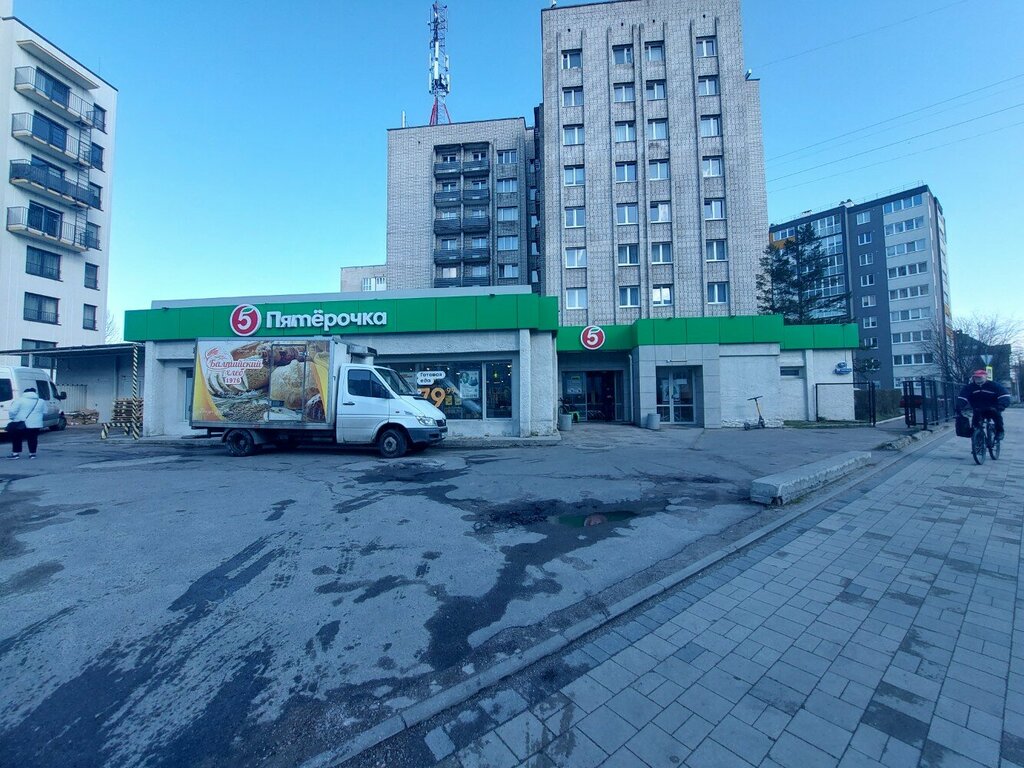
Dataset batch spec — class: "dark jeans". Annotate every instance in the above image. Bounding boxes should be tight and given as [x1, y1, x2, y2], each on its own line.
[971, 409, 1004, 437]
[11, 428, 39, 454]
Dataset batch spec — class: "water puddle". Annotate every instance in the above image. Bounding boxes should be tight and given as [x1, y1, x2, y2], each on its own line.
[554, 511, 637, 528]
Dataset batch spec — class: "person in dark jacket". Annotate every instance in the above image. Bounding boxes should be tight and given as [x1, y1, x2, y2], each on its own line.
[956, 370, 1011, 439]
[7, 386, 46, 459]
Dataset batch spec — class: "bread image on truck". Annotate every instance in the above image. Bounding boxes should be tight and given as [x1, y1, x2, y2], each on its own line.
[191, 337, 447, 458]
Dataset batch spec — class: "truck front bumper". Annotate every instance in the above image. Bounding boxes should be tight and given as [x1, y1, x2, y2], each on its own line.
[406, 427, 447, 446]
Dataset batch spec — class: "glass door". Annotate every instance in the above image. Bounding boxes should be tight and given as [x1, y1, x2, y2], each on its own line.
[656, 367, 695, 424]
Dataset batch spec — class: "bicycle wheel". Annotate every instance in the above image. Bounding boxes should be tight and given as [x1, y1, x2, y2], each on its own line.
[989, 424, 1001, 461]
[972, 428, 986, 465]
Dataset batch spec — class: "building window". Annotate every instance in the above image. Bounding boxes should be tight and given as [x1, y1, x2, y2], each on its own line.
[707, 282, 729, 304]
[888, 262, 928, 278]
[440, 237, 458, 250]
[893, 354, 934, 367]
[82, 304, 97, 330]
[862, 295, 876, 308]
[885, 239, 926, 258]
[469, 265, 488, 278]
[699, 115, 721, 137]
[645, 80, 666, 100]
[496, 178, 517, 193]
[862, 337, 878, 349]
[468, 149, 486, 161]
[882, 193, 923, 214]
[615, 121, 637, 142]
[706, 240, 728, 261]
[860, 275, 875, 287]
[499, 264, 519, 279]
[649, 201, 671, 222]
[361, 276, 386, 291]
[471, 236, 487, 248]
[652, 285, 673, 306]
[439, 180, 458, 192]
[645, 42, 665, 62]
[703, 198, 725, 220]
[647, 119, 669, 140]
[439, 210, 458, 220]
[889, 285, 929, 300]
[497, 206, 519, 222]
[565, 288, 588, 310]
[564, 165, 585, 186]
[562, 50, 582, 69]
[20, 339, 56, 368]
[24, 292, 58, 324]
[468, 178, 487, 189]
[891, 308, 931, 322]
[617, 244, 639, 265]
[438, 151, 458, 163]
[562, 125, 585, 145]
[27, 201, 62, 237]
[91, 104, 107, 132]
[819, 234, 842, 256]
[697, 76, 719, 96]
[562, 87, 584, 107]
[857, 232, 873, 245]
[619, 286, 640, 308]
[26, 246, 61, 280]
[863, 316, 878, 329]
[615, 162, 637, 182]
[465, 207, 486, 220]
[613, 83, 635, 102]
[36, 68, 70, 106]
[859, 253, 874, 266]
[893, 330, 933, 344]
[565, 247, 587, 268]
[31, 111, 68, 151]
[528, 187, 537, 200]
[884, 216, 925, 236]
[615, 203, 638, 225]
[702, 156, 723, 177]
[85, 262, 99, 289]
[89, 143, 104, 170]
[648, 159, 670, 180]
[497, 235, 519, 251]
[89, 182, 102, 207]
[780, 367, 803, 377]
[696, 37, 717, 57]
[651, 242, 672, 263]
[85, 222, 100, 249]
[564, 207, 586, 228]
[440, 267, 458, 279]
[856, 211, 871, 225]
[772, 227, 796, 242]
[612, 45, 633, 65]
[497, 149, 517, 164]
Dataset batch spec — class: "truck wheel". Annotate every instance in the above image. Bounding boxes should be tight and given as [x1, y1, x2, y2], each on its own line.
[377, 427, 407, 459]
[225, 429, 258, 457]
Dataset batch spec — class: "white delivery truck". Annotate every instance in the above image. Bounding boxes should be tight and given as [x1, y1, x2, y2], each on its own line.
[191, 337, 447, 458]
[0, 366, 68, 431]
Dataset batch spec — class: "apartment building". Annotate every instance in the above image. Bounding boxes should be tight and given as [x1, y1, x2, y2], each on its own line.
[0, 9, 116, 364]
[769, 185, 951, 389]
[339, 264, 387, 293]
[385, 118, 541, 291]
[540, 0, 767, 325]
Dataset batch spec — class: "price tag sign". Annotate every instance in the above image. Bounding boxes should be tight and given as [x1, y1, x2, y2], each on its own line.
[580, 325, 605, 351]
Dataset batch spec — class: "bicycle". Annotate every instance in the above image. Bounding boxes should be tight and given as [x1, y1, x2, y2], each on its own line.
[743, 395, 766, 430]
[969, 410, 1002, 465]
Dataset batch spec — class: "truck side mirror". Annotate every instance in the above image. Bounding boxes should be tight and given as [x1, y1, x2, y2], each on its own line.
[58, 391, 67, 400]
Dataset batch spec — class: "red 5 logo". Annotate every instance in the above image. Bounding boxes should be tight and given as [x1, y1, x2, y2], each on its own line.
[230, 304, 261, 336]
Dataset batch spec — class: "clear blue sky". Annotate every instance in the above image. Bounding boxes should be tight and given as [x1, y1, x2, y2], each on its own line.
[14, 0, 1024, 330]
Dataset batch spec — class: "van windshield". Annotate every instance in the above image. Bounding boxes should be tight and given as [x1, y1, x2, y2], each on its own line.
[376, 367, 420, 397]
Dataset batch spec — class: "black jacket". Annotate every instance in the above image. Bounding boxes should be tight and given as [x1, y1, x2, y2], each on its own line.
[957, 380, 1011, 412]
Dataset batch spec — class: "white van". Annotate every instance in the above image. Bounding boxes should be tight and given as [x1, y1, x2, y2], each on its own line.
[0, 366, 68, 432]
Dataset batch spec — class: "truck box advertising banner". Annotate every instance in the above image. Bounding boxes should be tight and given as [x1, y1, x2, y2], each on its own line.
[192, 339, 331, 425]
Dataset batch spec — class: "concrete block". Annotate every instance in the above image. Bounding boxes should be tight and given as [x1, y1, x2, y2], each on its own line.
[750, 452, 872, 505]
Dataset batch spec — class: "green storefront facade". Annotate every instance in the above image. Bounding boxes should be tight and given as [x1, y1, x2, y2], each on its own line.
[127, 288, 858, 436]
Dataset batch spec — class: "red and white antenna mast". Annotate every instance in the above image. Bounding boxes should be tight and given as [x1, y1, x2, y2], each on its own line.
[428, 2, 451, 125]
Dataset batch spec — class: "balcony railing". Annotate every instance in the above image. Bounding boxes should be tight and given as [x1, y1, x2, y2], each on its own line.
[11, 113, 90, 166]
[434, 190, 461, 206]
[462, 248, 490, 262]
[14, 67, 97, 126]
[463, 159, 490, 175]
[462, 275, 491, 286]
[24, 308, 59, 324]
[434, 277, 461, 288]
[434, 250, 462, 264]
[10, 160, 99, 208]
[434, 161, 461, 176]
[463, 214, 490, 232]
[463, 188, 490, 202]
[7, 206, 90, 250]
[433, 218, 461, 235]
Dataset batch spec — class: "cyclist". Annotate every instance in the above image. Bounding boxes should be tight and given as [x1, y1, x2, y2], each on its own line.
[956, 369, 1010, 440]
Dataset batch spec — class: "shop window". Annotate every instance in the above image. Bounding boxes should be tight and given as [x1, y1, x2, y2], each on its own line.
[486, 362, 513, 419]
[388, 360, 514, 421]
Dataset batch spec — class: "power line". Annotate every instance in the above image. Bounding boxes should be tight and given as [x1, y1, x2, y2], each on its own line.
[752, 0, 967, 70]
[767, 118, 1024, 194]
[767, 73, 1024, 162]
[767, 102, 1024, 183]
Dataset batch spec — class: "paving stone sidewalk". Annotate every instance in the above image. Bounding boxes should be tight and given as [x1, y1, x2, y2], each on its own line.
[412, 412, 1023, 768]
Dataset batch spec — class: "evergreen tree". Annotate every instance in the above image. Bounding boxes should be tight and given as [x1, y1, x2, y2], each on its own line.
[757, 223, 850, 324]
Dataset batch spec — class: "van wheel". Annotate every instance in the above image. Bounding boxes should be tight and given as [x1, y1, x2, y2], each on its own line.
[225, 429, 257, 457]
[377, 427, 407, 459]
[53, 415, 67, 431]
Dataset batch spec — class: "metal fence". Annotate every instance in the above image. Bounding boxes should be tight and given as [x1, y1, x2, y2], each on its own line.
[902, 378, 960, 429]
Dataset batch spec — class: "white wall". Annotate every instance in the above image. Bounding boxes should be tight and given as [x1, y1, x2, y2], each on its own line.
[56, 351, 142, 422]
[719, 344, 783, 427]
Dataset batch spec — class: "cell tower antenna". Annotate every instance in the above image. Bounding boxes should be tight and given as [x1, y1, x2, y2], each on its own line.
[428, 2, 451, 125]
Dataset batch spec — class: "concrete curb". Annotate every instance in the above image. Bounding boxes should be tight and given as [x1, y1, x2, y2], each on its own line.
[105, 434, 562, 451]
[749, 451, 872, 505]
[326, 425, 954, 767]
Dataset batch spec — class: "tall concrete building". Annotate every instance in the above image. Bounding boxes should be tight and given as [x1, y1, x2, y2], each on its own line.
[540, 0, 767, 325]
[770, 185, 951, 389]
[385, 118, 541, 292]
[0, 7, 117, 364]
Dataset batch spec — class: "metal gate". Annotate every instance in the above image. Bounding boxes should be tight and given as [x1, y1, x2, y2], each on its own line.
[59, 383, 88, 411]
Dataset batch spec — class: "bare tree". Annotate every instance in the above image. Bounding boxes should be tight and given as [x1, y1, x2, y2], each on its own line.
[104, 312, 122, 344]
[927, 313, 1022, 383]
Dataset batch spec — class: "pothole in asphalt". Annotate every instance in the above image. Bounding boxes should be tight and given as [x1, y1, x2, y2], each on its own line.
[471, 499, 641, 533]
[555, 511, 638, 528]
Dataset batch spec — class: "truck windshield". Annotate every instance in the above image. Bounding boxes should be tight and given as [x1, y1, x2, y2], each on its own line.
[376, 367, 420, 398]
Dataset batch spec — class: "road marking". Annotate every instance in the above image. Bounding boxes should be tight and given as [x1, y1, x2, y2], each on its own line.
[77, 456, 185, 470]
